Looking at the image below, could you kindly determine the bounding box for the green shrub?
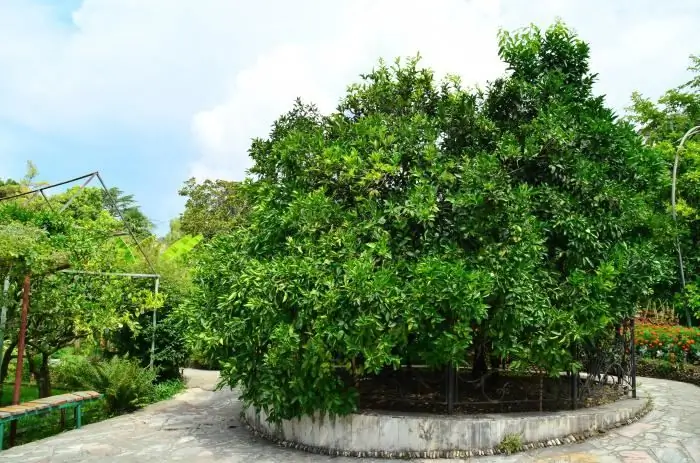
[109,312,189,381]
[497,433,523,454]
[150,378,186,402]
[187,349,219,370]
[54,356,156,414]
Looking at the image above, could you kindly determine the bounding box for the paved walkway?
[1,371,699,462]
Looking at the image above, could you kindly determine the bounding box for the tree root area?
[356,369,625,414]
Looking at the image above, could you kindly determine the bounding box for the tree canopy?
[0,171,167,397]
[185,22,672,422]
[178,178,246,239]
[628,55,700,317]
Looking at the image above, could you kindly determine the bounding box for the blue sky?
[1,0,698,235]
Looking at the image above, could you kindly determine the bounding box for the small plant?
[497,433,523,454]
[150,378,186,402]
[54,355,156,414]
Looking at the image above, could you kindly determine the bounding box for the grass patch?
[0,384,69,406]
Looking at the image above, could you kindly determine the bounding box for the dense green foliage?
[185,23,673,422]
[0,184,145,397]
[628,56,700,321]
[107,232,201,379]
[179,178,246,239]
[54,356,157,414]
[0,165,194,403]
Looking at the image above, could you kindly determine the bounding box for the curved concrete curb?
[243,392,652,458]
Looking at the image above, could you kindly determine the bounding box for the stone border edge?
[241,395,653,459]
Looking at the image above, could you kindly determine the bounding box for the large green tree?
[186,22,671,421]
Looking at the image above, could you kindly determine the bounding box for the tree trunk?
[28,353,35,382]
[37,352,51,398]
[0,340,16,383]
[472,331,489,378]
[0,340,17,403]
[472,347,488,377]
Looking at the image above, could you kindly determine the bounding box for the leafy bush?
[635,324,700,363]
[636,358,700,387]
[187,22,671,423]
[150,378,186,402]
[109,311,189,381]
[54,356,156,414]
[497,433,523,454]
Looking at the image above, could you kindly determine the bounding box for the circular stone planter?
[243,391,651,458]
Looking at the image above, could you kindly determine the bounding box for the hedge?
[636,358,700,387]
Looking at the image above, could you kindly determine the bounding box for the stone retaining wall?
[243,392,651,458]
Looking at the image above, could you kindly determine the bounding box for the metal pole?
[59,173,96,213]
[446,362,455,414]
[59,269,160,279]
[631,318,637,399]
[39,190,55,212]
[671,126,700,326]
[150,277,159,369]
[10,275,30,446]
[95,173,157,275]
[0,172,97,203]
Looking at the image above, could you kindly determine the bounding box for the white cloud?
[0,0,698,180]
[190,0,509,179]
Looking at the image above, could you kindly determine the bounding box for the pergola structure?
[0,171,161,443]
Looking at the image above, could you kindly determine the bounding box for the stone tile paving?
[1,371,699,462]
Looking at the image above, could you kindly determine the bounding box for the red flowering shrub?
[635,324,700,363]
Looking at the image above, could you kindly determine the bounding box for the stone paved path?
[1,371,699,462]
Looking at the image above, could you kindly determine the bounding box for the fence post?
[631,318,637,399]
[446,363,456,414]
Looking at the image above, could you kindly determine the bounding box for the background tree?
[0,180,21,200]
[0,174,157,398]
[178,178,246,239]
[103,187,154,239]
[108,220,202,380]
[185,22,671,422]
[627,54,700,321]
[163,218,185,245]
